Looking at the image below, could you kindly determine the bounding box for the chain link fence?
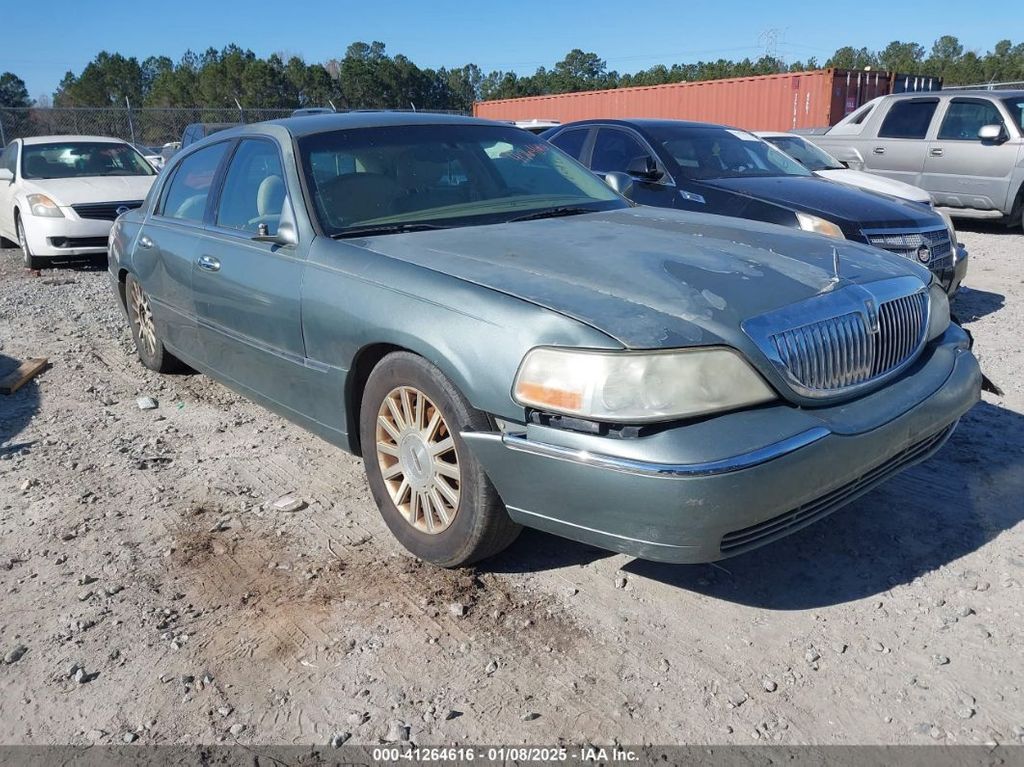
[0,107,302,148]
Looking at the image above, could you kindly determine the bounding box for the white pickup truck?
[802,91,1024,230]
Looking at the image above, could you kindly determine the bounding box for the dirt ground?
[0,223,1022,748]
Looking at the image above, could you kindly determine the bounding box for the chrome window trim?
[496,426,831,478]
[742,276,931,399]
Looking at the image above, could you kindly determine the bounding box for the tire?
[124,273,184,373]
[359,351,520,567]
[15,214,45,270]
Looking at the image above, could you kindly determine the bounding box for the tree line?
[1,36,1023,112]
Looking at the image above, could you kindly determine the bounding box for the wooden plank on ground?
[0,358,48,395]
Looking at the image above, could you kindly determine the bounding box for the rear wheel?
[125,273,183,373]
[15,214,45,270]
[359,352,520,567]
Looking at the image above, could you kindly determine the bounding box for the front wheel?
[359,352,520,567]
[15,214,45,270]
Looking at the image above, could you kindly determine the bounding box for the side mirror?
[603,171,634,198]
[978,124,1006,143]
[251,197,299,247]
[0,168,13,183]
[626,155,664,182]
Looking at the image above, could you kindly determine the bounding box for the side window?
[878,100,939,139]
[216,139,286,234]
[938,99,1005,141]
[159,142,229,222]
[549,129,588,160]
[851,104,875,125]
[1,143,17,174]
[591,129,651,173]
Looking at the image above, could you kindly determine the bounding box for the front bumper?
[22,210,113,257]
[463,326,981,563]
[947,243,969,297]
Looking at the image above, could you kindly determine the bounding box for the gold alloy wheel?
[375,385,461,534]
[129,279,158,358]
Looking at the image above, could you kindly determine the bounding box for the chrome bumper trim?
[499,427,831,478]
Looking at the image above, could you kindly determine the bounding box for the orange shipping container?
[473,69,894,131]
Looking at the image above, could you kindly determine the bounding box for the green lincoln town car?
[107,113,981,567]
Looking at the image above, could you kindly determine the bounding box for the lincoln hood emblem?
[864,298,880,333]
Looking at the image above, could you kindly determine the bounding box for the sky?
[4,0,1003,99]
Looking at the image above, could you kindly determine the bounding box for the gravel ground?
[0,223,1022,747]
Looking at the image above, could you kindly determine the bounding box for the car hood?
[22,175,156,207]
[814,168,932,204]
[701,175,938,230]
[353,206,929,349]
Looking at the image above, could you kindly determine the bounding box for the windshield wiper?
[331,223,448,239]
[507,206,595,223]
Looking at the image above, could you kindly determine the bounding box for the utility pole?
[758,27,786,66]
[125,96,136,144]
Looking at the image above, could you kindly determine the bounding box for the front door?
[922,97,1020,211]
[587,126,677,208]
[192,138,309,415]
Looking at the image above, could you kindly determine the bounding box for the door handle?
[929,147,943,157]
[138,235,153,249]
[197,255,221,272]
[872,147,886,155]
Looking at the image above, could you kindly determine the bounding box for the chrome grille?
[770,291,927,392]
[864,226,953,274]
[742,277,931,399]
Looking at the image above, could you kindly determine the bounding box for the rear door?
[547,127,592,162]
[922,97,1018,211]
[193,137,310,412]
[135,140,231,359]
[862,97,939,186]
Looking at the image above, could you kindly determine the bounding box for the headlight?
[796,212,844,239]
[27,194,64,218]
[934,208,958,248]
[927,283,950,341]
[513,347,776,423]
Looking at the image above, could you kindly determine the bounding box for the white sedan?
[0,135,157,269]
[755,131,932,203]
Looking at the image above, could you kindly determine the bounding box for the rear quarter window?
[878,100,939,139]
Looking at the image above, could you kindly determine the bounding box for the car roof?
[261,111,504,138]
[553,118,735,132]
[753,131,799,139]
[169,112,519,158]
[20,135,128,146]
[885,89,1024,100]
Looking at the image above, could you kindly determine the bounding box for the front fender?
[829,145,866,171]
[300,237,621,425]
